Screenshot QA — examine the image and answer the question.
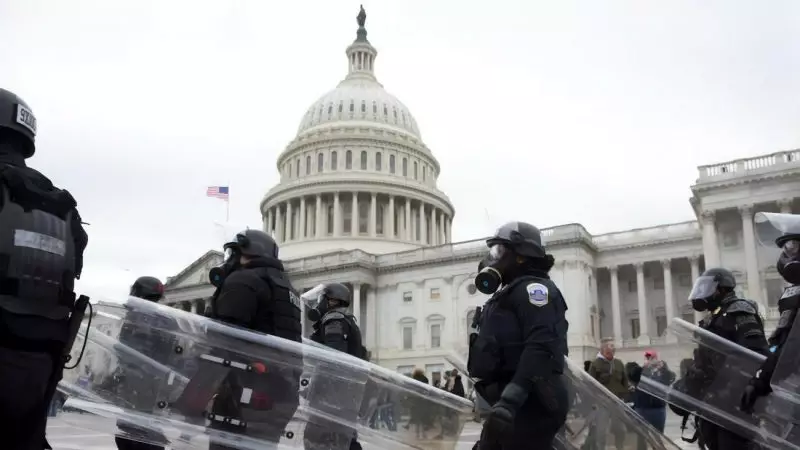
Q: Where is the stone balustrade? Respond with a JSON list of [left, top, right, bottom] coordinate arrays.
[[697, 149, 800, 182]]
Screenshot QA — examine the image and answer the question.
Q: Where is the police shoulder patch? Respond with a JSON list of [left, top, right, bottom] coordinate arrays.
[[527, 283, 549, 307]]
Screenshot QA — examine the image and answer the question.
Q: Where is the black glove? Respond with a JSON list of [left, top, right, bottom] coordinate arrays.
[[740, 373, 771, 413], [482, 383, 526, 443]]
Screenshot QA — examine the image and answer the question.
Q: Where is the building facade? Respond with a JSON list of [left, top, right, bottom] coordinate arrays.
[[163, 11, 800, 381]]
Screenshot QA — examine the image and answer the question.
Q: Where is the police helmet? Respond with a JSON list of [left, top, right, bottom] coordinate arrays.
[[0, 89, 37, 158], [700, 268, 736, 289], [486, 221, 545, 259], [323, 282, 351, 306], [224, 229, 278, 259], [130, 276, 165, 302]]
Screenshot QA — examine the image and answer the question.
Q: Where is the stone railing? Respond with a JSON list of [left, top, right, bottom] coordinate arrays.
[[697, 149, 800, 182], [592, 221, 700, 248]]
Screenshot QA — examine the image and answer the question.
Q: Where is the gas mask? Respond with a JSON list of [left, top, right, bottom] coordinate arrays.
[[474, 244, 510, 295], [209, 247, 241, 288], [302, 284, 329, 322], [688, 275, 721, 312], [778, 239, 800, 285]]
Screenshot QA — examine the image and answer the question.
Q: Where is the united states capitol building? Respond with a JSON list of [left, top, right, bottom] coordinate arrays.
[[162, 11, 799, 381]]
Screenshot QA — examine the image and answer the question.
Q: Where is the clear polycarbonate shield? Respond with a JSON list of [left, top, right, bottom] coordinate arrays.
[[769, 308, 800, 408], [444, 353, 680, 450], [755, 212, 800, 247], [301, 284, 326, 310], [637, 318, 800, 450], [688, 275, 718, 300], [59, 296, 371, 450], [303, 339, 473, 450]]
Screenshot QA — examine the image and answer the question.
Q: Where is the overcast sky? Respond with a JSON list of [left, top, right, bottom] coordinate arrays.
[[2, 0, 799, 299]]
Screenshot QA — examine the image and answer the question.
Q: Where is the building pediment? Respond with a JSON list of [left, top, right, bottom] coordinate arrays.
[[165, 250, 223, 289]]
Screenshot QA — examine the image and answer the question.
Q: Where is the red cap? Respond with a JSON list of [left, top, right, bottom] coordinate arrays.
[[644, 349, 656, 358]]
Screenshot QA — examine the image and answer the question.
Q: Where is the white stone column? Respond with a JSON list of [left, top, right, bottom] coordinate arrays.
[[609, 266, 623, 346], [445, 217, 451, 243], [700, 210, 720, 268], [351, 192, 359, 235], [369, 193, 377, 237], [315, 195, 323, 238], [430, 207, 438, 245], [591, 268, 600, 344], [439, 211, 446, 244], [388, 195, 395, 239], [635, 262, 650, 344], [740, 205, 764, 311], [333, 192, 342, 237], [284, 201, 293, 241], [690, 255, 703, 323], [263, 209, 271, 235], [405, 199, 412, 240], [779, 198, 793, 214], [366, 286, 378, 349], [299, 196, 306, 240], [420, 203, 427, 244], [275, 205, 283, 243], [352, 283, 362, 325], [662, 259, 676, 343]]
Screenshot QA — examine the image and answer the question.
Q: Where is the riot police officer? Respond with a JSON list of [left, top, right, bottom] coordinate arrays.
[[741, 212, 800, 412], [302, 282, 365, 450], [685, 267, 768, 450], [467, 221, 570, 449], [0, 88, 89, 449], [205, 229, 302, 449], [115, 276, 169, 450]]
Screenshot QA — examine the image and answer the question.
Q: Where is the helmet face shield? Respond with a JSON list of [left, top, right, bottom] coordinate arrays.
[[689, 276, 718, 301], [301, 284, 327, 310]]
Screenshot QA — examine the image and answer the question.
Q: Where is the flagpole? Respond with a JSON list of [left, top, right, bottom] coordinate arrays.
[[226, 180, 231, 223]]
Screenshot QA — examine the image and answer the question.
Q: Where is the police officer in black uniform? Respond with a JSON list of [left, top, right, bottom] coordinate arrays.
[[115, 276, 170, 450], [741, 212, 800, 413], [303, 282, 366, 450], [685, 267, 768, 450], [0, 88, 89, 449], [205, 229, 302, 449], [467, 221, 570, 450]]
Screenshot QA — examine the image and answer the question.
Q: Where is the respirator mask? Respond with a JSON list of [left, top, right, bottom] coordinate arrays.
[[474, 244, 510, 295], [688, 275, 720, 312], [778, 239, 800, 285], [302, 284, 329, 322], [209, 247, 241, 288]]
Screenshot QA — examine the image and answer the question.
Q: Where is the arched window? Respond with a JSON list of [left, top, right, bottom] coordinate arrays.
[[327, 104, 333, 117], [296, 158, 300, 177], [346, 150, 353, 169], [360, 151, 367, 170], [326, 204, 334, 234], [376, 204, 384, 235], [422, 166, 426, 182], [331, 151, 338, 170], [389, 155, 396, 174], [413, 161, 418, 180], [361, 101, 366, 113], [338, 102, 343, 113], [317, 153, 324, 172], [305, 156, 311, 175], [349, 101, 354, 112], [373, 102, 377, 114], [402, 158, 408, 176], [375, 153, 382, 171]]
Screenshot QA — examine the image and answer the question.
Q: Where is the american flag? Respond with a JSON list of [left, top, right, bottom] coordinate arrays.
[[206, 186, 229, 200]]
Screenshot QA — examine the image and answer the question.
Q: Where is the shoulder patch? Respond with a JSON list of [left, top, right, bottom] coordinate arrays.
[[527, 283, 549, 307], [322, 311, 347, 323], [725, 300, 757, 315], [782, 286, 800, 299]]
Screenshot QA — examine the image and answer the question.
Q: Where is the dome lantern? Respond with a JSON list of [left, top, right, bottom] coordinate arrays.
[[344, 5, 378, 84]]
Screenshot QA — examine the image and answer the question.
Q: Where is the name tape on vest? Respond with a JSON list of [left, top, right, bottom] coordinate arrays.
[[14, 229, 66, 256]]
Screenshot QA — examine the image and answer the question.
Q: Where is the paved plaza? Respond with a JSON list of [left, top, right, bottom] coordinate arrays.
[[47, 411, 694, 450]]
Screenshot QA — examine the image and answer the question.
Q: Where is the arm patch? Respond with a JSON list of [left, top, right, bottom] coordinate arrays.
[[321, 311, 347, 324], [323, 320, 346, 337], [726, 300, 757, 315]]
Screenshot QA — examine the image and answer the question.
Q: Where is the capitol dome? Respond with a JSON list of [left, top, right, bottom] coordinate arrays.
[[260, 7, 454, 259]]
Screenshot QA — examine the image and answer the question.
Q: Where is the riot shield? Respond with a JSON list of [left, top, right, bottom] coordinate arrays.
[[59, 296, 371, 450], [445, 353, 680, 450], [303, 339, 474, 450], [754, 212, 800, 247], [638, 317, 800, 450], [769, 307, 800, 410]]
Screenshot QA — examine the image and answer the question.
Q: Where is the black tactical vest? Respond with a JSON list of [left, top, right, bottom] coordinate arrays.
[[314, 309, 367, 359], [252, 267, 302, 343], [0, 165, 76, 320], [771, 285, 800, 348]]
